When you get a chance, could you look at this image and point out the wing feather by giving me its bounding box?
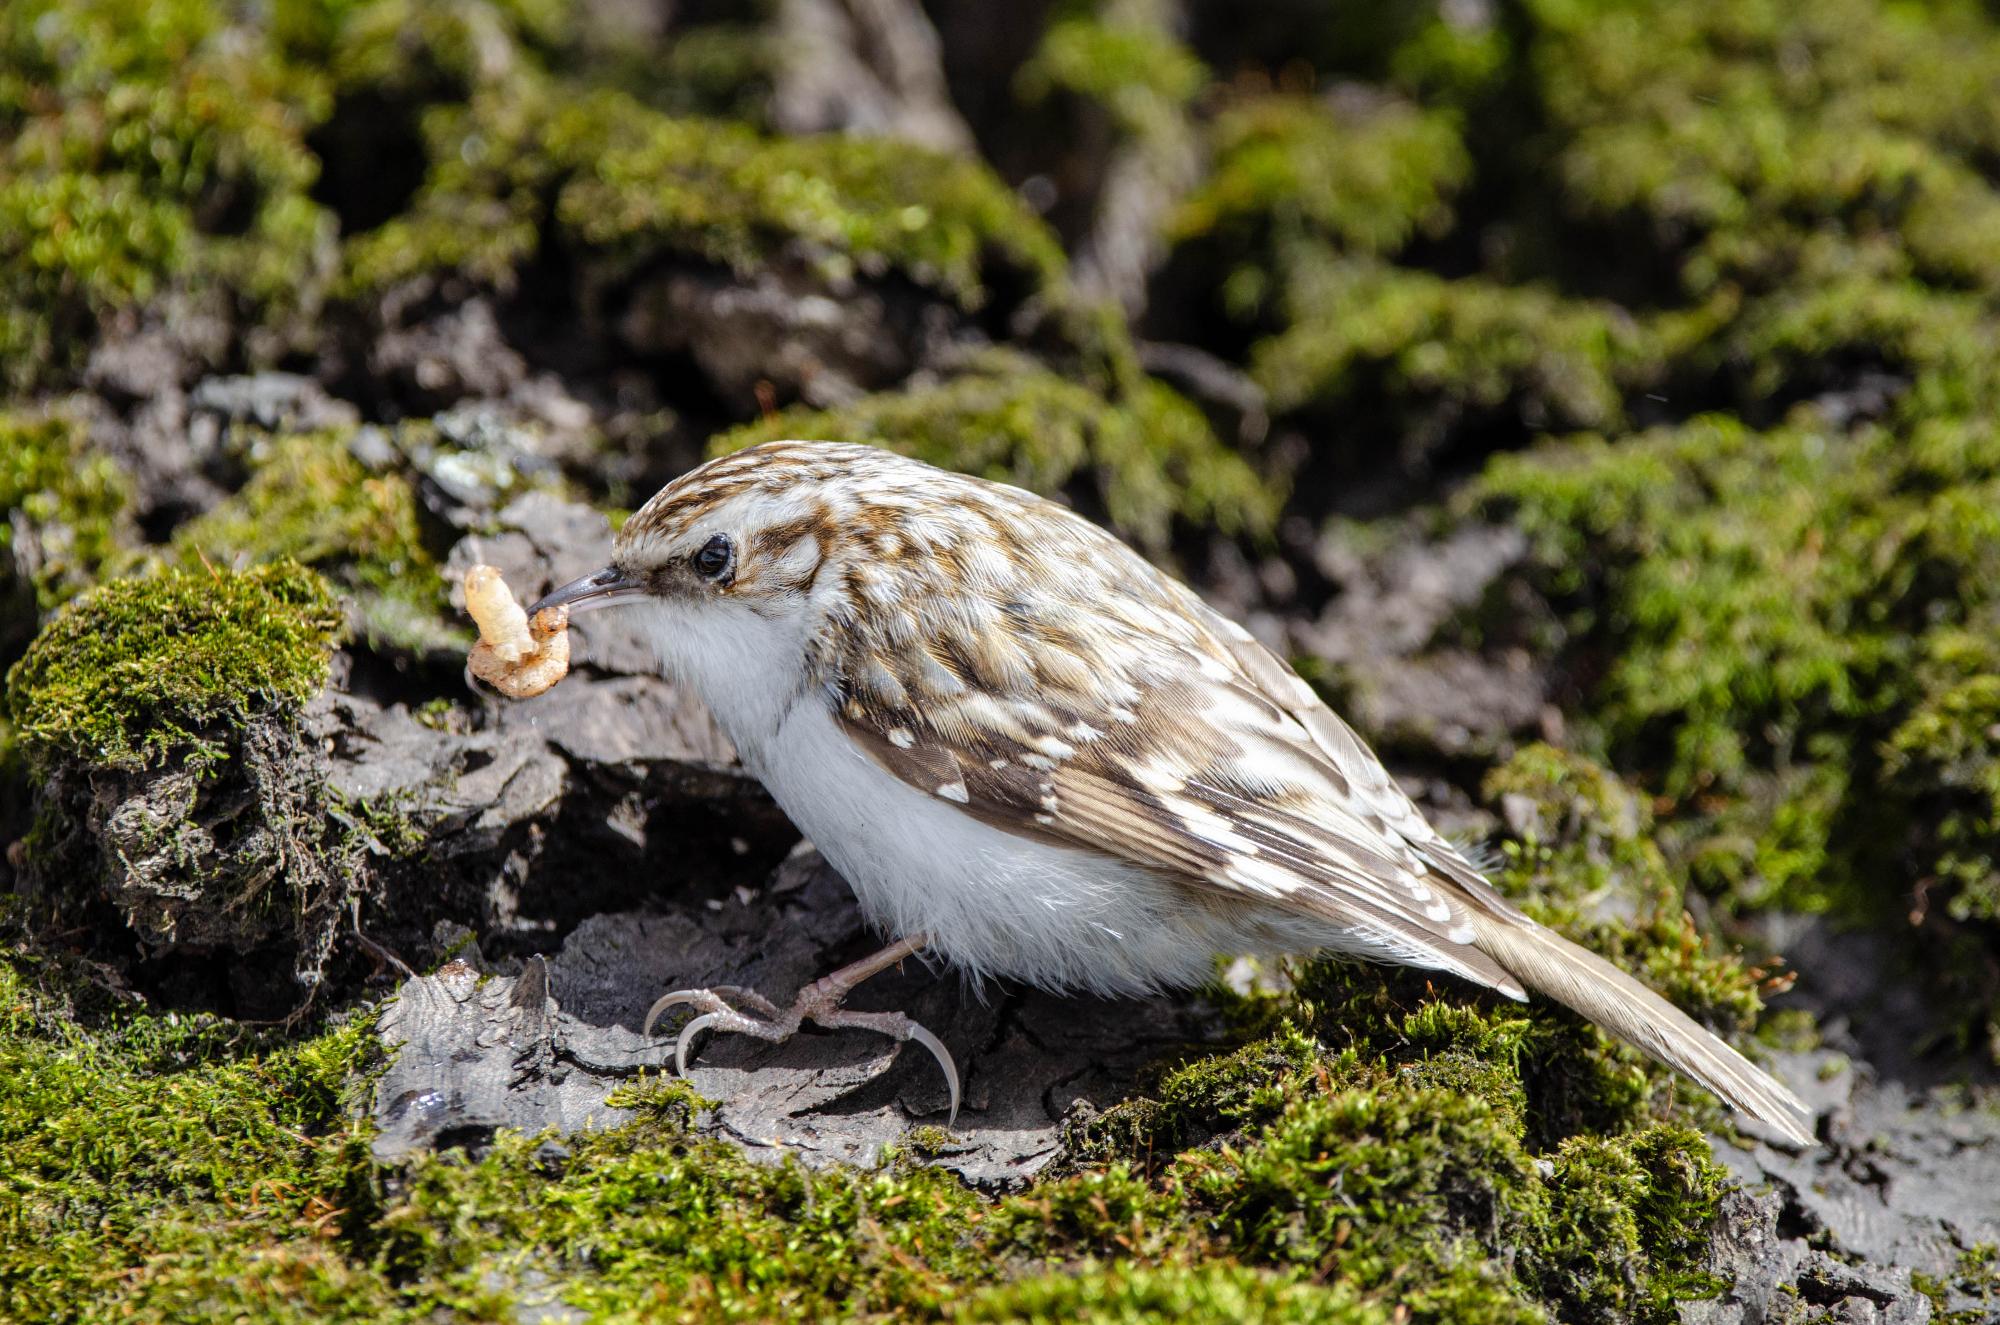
[1188,597,1531,921]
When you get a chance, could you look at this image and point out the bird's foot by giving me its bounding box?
[642,935,960,1124]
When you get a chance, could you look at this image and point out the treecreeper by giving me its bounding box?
[467,440,1815,1146]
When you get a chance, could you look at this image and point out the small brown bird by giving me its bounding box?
[532,440,1814,1145]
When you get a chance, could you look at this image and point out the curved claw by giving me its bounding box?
[902,1021,961,1127]
[675,1011,724,1076]
[705,984,783,1020]
[643,988,707,1039]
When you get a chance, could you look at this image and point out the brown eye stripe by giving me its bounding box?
[752,513,825,556]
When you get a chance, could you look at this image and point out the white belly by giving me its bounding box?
[747,698,1331,997]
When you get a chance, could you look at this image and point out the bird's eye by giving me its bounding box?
[693,533,733,580]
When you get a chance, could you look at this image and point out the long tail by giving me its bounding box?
[1471,918,1815,1146]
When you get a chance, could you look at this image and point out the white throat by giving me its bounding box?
[628,599,816,767]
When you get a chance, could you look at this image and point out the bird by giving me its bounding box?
[529,439,1815,1146]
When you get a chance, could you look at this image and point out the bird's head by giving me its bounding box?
[529,439,1173,751]
[530,441,862,622]
[528,440,964,740]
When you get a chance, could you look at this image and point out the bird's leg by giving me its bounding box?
[643,933,960,1122]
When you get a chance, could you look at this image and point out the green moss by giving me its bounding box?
[1530,0,2000,298]
[1477,418,1895,796]
[0,0,782,392]
[637,22,778,122]
[375,1121,998,1319]
[172,433,456,655]
[712,350,1278,552]
[0,0,335,390]
[1188,1081,1723,1325]
[1175,95,1469,267]
[1512,0,2000,417]
[353,991,1729,1323]
[1926,1244,2000,1325]
[1016,14,1208,139]
[1211,967,1724,1321]
[1007,750,1774,1324]
[1883,628,2000,928]
[0,957,384,1323]
[1161,0,2000,459]
[1254,255,1654,451]
[0,880,1754,1325]
[331,786,434,867]
[1473,409,2000,1045]
[1526,1125,1727,1320]
[957,1263,1389,1325]
[275,0,567,96]
[0,411,129,646]
[1055,1025,1317,1177]
[345,80,1066,311]
[0,739,1767,1320]
[1195,1083,1538,1322]
[4,563,353,977]
[5,561,341,771]
[1477,412,1996,796]
[1482,745,1776,1029]
[1007,1163,1188,1265]
[1680,763,1848,915]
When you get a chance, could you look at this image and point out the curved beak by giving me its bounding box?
[529,565,643,616]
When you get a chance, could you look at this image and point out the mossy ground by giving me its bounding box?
[343,81,1067,314]
[4,563,354,987]
[0,958,383,1323]
[0,0,1066,390]
[1476,411,2000,1051]
[0,0,336,390]
[1153,0,2000,1054]
[1914,1243,2000,1325]
[1016,13,1208,143]
[0,742,1770,1323]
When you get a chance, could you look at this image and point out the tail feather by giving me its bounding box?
[1472,919,1815,1147]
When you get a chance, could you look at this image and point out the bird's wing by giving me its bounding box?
[828,571,1529,997]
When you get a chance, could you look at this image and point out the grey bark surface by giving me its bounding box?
[615,261,952,413]
[1711,1045,1999,1321]
[1282,520,1559,762]
[374,850,1230,1187]
[327,492,790,961]
[1681,1190,1935,1325]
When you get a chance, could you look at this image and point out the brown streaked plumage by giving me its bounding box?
[531,440,1815,1144]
